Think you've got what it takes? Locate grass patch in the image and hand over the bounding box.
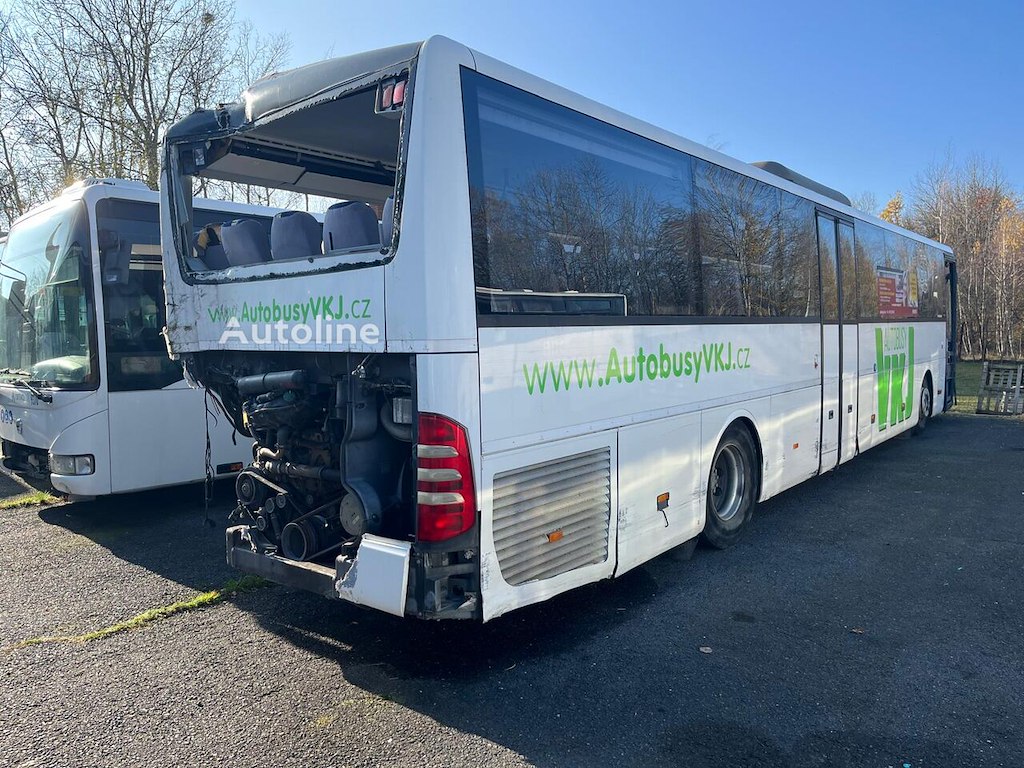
[951,360,1024,415]
[0,490,60,510]
[951,360,983,414]
[5,574,268,651]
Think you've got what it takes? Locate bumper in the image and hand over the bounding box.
[226,525,413,617]
[1,440,49,480]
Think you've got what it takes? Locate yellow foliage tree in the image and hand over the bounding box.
[880,192,905,227]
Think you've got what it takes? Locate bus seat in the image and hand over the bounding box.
[271,210,322,260]
[323,201,380,252]
[221,219,272,265]
[194,224,229,270]
[380,195,395,247]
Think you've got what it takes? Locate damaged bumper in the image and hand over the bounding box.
[226,525,411,616]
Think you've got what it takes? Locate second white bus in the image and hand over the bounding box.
[0,179,257,498]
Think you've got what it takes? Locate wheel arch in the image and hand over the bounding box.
[704,408,765,504]
[732,416,764,503]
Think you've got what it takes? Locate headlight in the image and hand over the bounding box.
[49,453,95,476]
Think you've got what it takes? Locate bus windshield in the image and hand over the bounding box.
[0,198,95,388]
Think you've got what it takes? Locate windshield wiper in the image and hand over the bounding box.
[11,378,53,403]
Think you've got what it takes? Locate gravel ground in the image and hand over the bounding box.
[1,413,1022,768]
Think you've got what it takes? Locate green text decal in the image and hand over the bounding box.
[875,327,914,430]
[522,341,753,396]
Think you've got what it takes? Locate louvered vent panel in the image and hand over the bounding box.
[493,447,611,586]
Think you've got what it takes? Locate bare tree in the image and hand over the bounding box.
[0,0,290,228]
[849,190,878,216]
[911,155,1020,359]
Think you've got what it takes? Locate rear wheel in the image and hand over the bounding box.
[914,379,932,434]
[701,425,758,549]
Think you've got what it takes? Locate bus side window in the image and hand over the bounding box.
[96,198,183,392]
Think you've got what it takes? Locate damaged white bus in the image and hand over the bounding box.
[0,179,254,498]
[160,37,956,621]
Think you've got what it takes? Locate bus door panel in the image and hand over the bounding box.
[614,413,701,575]
[838,221,858,463]
[479,432,618,622]
[107,384,207,493]
[857,328,878,452]
[816,213,841,471]
[820,324,840,470]
[840,324,859,462]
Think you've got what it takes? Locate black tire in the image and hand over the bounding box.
[701,425,758,550]
[913,378,932,435]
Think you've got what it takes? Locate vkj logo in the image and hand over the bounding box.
[875,327,915,431]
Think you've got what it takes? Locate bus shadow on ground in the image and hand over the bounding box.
[36,479,241,591]
[242,547,674,682]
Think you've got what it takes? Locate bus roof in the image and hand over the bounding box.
[7,178,278,231]
[165,41,422,142]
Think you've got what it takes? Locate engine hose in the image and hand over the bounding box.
[260,458,342,484]
[256,446,284,462]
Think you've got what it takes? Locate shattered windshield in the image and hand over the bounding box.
[0,198,96,389]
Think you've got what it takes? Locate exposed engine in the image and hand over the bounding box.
[192,353,415,562]
[186,350,480,618]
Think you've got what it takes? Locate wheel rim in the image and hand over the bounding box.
[710,444,746,522]
[920,385,931,424]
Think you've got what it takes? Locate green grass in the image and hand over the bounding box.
[951,360,1024,415]
[0,490,61,510]
[4,574,268,651]
[951,360,983,414]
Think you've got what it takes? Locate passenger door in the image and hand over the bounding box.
[816,213,841,471]
[837,221,858,463]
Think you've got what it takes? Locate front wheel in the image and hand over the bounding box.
[701,425,758,549]
[913,380,932,434]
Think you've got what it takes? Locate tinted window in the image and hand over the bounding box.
[777,192,820,318]
[880,231,918,319]
[854,222,885,319]
[817,215,838,322]
[918,245,947,319]
[695,160,782,317]
[464,70,699,318]
[838,222,857,322]
[97,199,183,392]
[463,69,820,321]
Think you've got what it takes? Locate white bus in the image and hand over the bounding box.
[160,37,956,621]
[0,179,255,498]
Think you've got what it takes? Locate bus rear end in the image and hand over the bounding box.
[161,38,483,619]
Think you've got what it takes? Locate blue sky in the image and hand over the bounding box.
[237,0,1023,209]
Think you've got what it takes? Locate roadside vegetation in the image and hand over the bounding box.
[0,490,60,510]
[4,575,267,651]
[952,360,983,414]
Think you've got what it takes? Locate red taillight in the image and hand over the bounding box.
[416,412,476,542]
[393,79,406,106]
[380,83,395,110]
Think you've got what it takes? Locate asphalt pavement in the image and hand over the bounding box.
[1,412,1022,768]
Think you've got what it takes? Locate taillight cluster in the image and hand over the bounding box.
[416,413,476,542]
[377,76,407,114]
